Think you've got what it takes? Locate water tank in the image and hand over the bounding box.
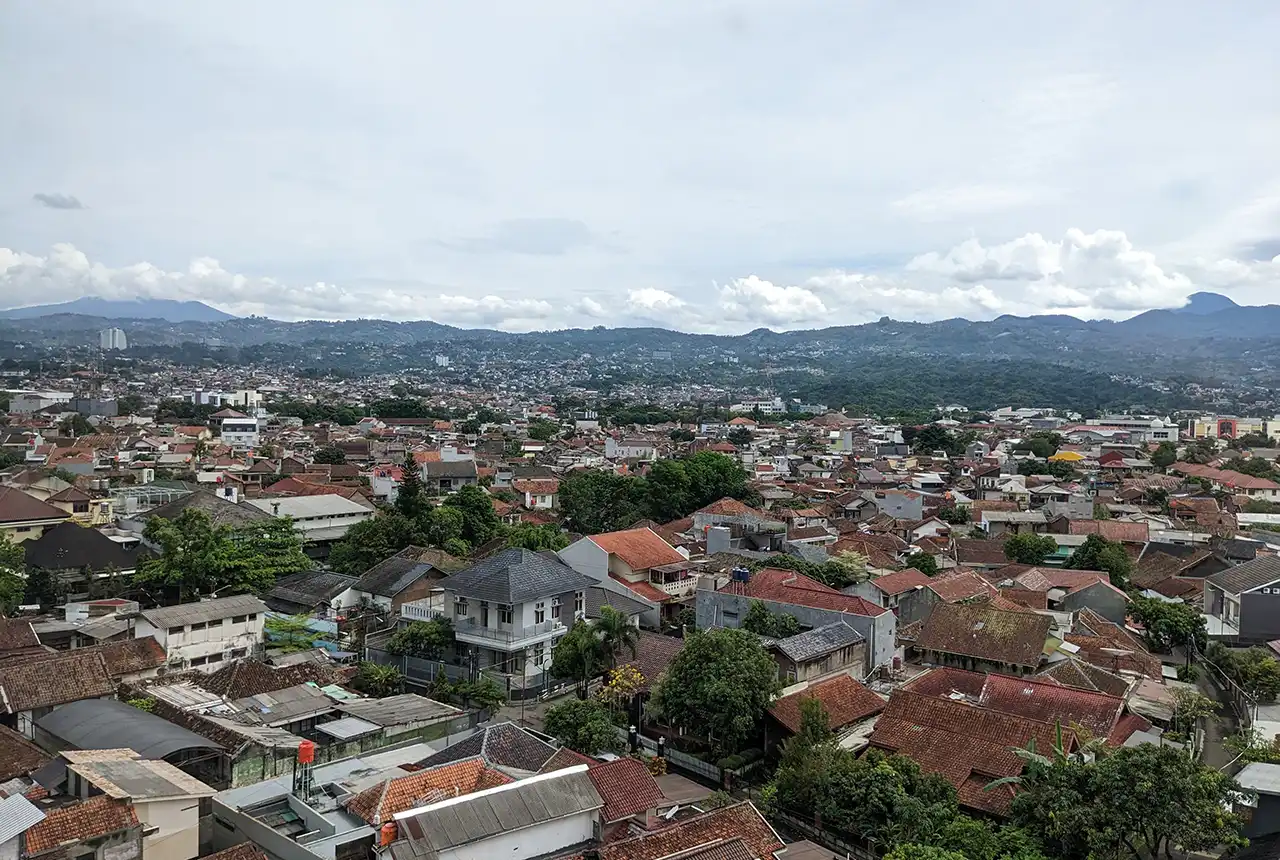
[298,739,315,764]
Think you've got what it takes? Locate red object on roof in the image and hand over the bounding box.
[720,567,886,617]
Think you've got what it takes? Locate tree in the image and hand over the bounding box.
[265,614,326,652]
[313,445,347,465]
[550,621,608,696]
[504,523,570,552]
[912,425,960,455]
[669,428,695,443]
[59,413,93,437]
[1008,742,1245,860]
[424,505,465,549]
[1128,596,1206,652]
[1168,687,1217,741]
[937,506,971,525]
[1208,644,1280,702]
[0,534,25,613]
[442,485,500,547]
[543,698,623,755]
[394,454,429,518]
[527,419,560,441]
[116,394,146,416]
[595,606,639,668]
[1016,459,1075,480]
[645,458,692,523]
[827,549,869,583]
[1064,534,1132,589]
[741,600,801,638]
[559,470,646,533]
[1013,432,1061,459]
[649,627,781,753]
[353,662,403,697]
[886,847,967,860]
[683,452,755,511]
[727,427,753,446]
[387,619,455,659]
[906,552,939,576]
[1002,533,1058,565]
[327,512,426,575]
[1151,441,1177,470]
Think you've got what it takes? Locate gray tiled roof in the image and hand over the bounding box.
[266,571,357,609]
[445,548,594,604]
[773,622,864,662]
[585,585,650,619]
[1206,556,1280,595]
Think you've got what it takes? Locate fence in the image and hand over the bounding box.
[766,807,878,860]
[613,727,726,784]
[1192,640,1257,728]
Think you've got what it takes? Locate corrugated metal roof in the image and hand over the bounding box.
[0,794,45,844]
[140,594,265,627]
[315,717,381,740]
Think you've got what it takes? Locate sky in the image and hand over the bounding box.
[1,1,1278,332]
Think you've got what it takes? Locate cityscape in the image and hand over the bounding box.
[1,4,1277,860]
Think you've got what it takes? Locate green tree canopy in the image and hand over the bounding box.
[1128,596,1207,652]
[312,445,347,465]
[441,484,500,547]
[649,627,781,753]
[387,618,455,659]
[504,523,570,552]
[1151,441,1177,469]
[1002,533,1058,565]
[550,620,609,695]
[0,533,25,613]
[543,698,623,755]
[906,552,939,576]
[1064,534,1132,589]
[741,600,801,638]
[326,512,426,575]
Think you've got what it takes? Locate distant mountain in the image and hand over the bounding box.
[0,297,235,322]
[1171,291,1240,315]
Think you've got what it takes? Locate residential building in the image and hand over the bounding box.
[98,328,128,350]
[421,459,478,494]
[349,546,467,613]
[245,495,375,545]
[1204,557,1280,642]
[0,486,70,542]
[0,648,117,737]
[604,437,657,460]
[768,622,867,683]
[24,795,143,860]
[443,549,594,678]
[911,602,1054,675]
[64,749,216,860]
[132,595,266,671]
[24,521,150,587]
[767,673,885,743]
[851,568,932,612]
[210,409,261,449]
[264,571,358,617]
[696,567,896,672]
[1236,762,1280,839]
[46,486,114,525]
[729,397,786,415]
[511,478,560,510]
[559,527,694,624]
[9,390,73,414]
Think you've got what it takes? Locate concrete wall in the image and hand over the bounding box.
[136,798,200,860]
[1242,591,1280,642]
[1060,582,1127,624]
[558,539,610,581]
[695,590,896,672]
[436,811,597,860]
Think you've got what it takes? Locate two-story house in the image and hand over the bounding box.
[421,460,478,495]
[604,437,657,461]
[132,595,266,671]
[443,549,595,678]
[511,478,560,510]
[46,486,114,525]
[210,409,261,450]
[0,486,70,542]
[1204,557,1280,643]
[558,527,693,626]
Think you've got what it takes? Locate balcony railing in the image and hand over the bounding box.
[454,617,564,645]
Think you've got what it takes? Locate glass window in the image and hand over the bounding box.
[232,615,247,624]
[190,622,206,631]
[574,592,585,616]
[534,602,546,624]
[498,605,512,624]
[455,598,469,617]
[168,626,184,635]
[551,597,562,620]
[247,613,258,622]
[208,618,222,628]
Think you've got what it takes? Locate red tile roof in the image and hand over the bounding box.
[512,478,561,495]
[916,602,1052,669]
[615,631,685,692]
[590,528,686,572]
[588,757,665,823]
[976,673,1126,739]
[720,568,886,617]
[538,746,599,774]
[768,674,885,734]
[1066,520,1150,543]
[868,569,932,596]
[25,796,139,853]
[597,802,783,860]
[902,666,988,699]
[344,757,512,825]
[610,574,673,604]
[869,691,1067,815]
[927,570,998,603]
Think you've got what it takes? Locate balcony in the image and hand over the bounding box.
[453,617,565,650]
[400,599,447,622]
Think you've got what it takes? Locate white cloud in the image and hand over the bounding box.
[891,186,1040,221]
[717,275,828,326]
[434,294,553,326]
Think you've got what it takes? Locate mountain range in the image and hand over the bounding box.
[0,297,235,323]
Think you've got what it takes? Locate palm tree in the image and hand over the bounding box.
[595,606,639,668]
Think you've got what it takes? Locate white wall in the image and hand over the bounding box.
[557,539,609,581]
[136,798,201,860]
[136,612,264,670]
[437,811,596,860]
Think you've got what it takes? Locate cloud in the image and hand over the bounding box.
[444,218,599,256]
[32,193,83,210]
[434,294,553,327]
[891,186,1039,222]
[567,296,606,318]
[717,275,828,326]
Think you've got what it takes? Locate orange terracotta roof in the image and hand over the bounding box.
[720,568,887,617]
[590,528,685,571]
[768,674,885,734]
[25,796,139,853]
[587,757,665,823]
[344,757,512,825]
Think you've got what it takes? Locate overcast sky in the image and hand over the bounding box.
[1,1,1278,331]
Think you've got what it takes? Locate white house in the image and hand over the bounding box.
[210,409,261,449]
[245,495,375,542]
[133,595,266,671]
[604,437,656,460]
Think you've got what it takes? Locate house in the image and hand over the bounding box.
[135,490,274,530]
[851,568,932,611]
[953,538,1012,571]
[980,509,1048,537]
[47,486,114,526]
[348,546,467,613]
[895,570,1001,625]
[0,793,45,858]
[342,756,513,826]
[421,459,478,495]
[605,437,657,460]
[696,567,896,671]
[912,602,1054,675]
[1204,557,1280,642]
[871,489,924,521]
[1236,762,1280,839]
[133,595,266,671]
[0,648,117,737]
[0,722,51,781]
[511,478,560,510]
[210,409,261,449]
[264,570,357,617]
[869,690,1074,815]
[23,521,151,588]
[244,495,375,549]
[767,673,885,741]
[559,528,694,624]
[62,748,216,860]
[990,565,1129,623]
[24,795,144,860]
[443,549,594,678]
[593,802,783,860]
[769,622,867,684]
[0,486,70,542]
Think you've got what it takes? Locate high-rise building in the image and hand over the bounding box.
[99,328,128,351]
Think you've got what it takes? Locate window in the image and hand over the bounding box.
[480,601,489,626]
[168,626,184,635]
[190,622,206,632]
[247,613,258,622]
[574,592,585,617]
[14,527,29,533]
[232,615,247,624]
[208,618,222,628]
[207,653,222,664]
[498,605,512,625]
[73,502,90,514]
[534,643,546,665]
[190,656,208,666]
[455,598,469,617]
[230,648,247,658]
[722,610,739,624]
[534,601,546,624]
[551,597,562,620]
